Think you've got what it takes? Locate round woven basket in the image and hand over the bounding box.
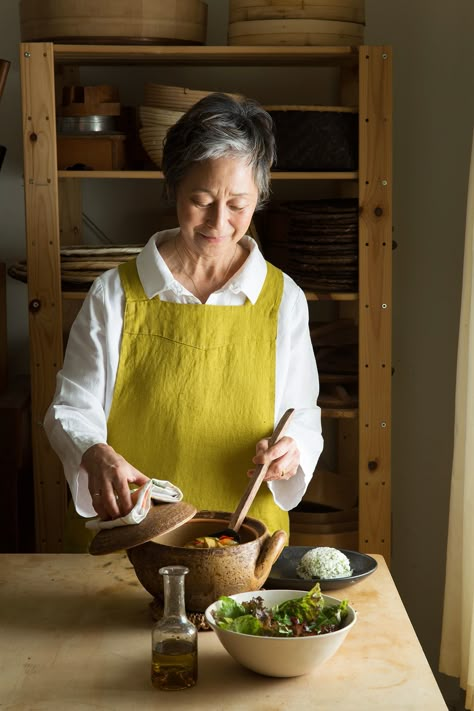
[8,245,143,289]
[138,106,184,128]
[143,83,211,112]
[19,0,208,44]
[139,128,167,168]
[229,0,365,24]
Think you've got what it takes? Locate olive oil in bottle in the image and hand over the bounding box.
[151,566,198,691]
[152,638,197,690]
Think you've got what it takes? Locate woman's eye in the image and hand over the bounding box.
[230,205,246,212]
[193,201,211,208]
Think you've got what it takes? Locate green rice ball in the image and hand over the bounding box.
[296,547,352,580]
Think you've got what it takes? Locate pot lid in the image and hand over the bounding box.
[89,500,197,556]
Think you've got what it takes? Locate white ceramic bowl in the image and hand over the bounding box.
[204,588,356,677]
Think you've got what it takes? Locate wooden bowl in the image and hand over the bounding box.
[127,510,288,612]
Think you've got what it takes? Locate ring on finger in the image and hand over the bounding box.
[280,470,286,479]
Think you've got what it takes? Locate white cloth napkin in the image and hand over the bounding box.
[85,478,183,531]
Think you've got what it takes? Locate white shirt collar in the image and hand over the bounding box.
[136,228,267,305]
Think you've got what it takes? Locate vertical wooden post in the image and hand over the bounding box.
[358,46,393,563]
[20,42,66,552]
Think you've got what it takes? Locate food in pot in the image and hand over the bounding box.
[212,582,348,637]
[184,535,239,549]
[296,547,352,580]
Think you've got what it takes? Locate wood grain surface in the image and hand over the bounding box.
[0,553,448,710]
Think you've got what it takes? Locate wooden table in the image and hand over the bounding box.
[0,553,447,710]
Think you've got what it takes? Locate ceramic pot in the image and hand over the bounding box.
[127,510,288,612]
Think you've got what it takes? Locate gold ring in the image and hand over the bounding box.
[280,470,286,479]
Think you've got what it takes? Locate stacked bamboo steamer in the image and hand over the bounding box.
[228,0,365,46]
[19,0,208,44]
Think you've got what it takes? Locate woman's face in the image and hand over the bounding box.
[175,156,259,258]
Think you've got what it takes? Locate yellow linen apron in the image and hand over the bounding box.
[65,258,287,551]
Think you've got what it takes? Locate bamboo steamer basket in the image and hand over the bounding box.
[228,18,364,46]
[229,0,365,24]
[19,0,208,45]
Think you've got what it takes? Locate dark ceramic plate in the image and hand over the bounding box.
[265,547,378,591]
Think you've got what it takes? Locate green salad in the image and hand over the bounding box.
[212,583,349,638]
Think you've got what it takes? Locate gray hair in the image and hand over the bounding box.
[161,92,276,208]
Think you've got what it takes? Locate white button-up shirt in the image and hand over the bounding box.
[44,229,323,518]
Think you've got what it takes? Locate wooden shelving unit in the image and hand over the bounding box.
[20,42,392,559]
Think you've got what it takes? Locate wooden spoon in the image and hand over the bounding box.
[209,408,295,543]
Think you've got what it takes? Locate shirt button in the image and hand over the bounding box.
[229,283,239,293]
[175,284,183,295]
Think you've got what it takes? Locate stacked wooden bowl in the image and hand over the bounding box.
[20,0,208,44]
[228,0,365,46]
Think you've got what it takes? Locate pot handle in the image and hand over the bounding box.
[254,529,288,583]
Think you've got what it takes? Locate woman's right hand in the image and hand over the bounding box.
[82,443,150,521]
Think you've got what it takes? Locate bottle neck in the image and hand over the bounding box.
[162,568,188,620]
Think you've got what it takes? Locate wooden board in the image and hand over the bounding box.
[228,19,364,45]
[20,42,66,552]
[20,0,208,44]
[0,554,449,710]
[59,85,120,117]
[357,46,392,562]
[229,0,365,23]
[57,134,127,171]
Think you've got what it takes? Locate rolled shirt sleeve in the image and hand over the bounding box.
[268,278,323,510]
[44,275,120,517]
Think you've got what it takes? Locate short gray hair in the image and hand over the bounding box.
[161,92,276,208]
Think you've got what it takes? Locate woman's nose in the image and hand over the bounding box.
[206,203,227,231]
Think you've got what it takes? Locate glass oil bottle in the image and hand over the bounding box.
[151,565,198,691]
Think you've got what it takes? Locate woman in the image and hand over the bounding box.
[44,93,323,551]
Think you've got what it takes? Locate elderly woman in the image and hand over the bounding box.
[44,92,323,551]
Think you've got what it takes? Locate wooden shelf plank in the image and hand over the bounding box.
[305,291,358,301]
[321,408,358,419]
[58,170,358,180]
[52,44,359,67]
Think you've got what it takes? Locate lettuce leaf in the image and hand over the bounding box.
[217,596,246,620]
[212,584,349,638]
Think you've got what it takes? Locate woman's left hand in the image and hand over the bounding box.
[249,436,300,481]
